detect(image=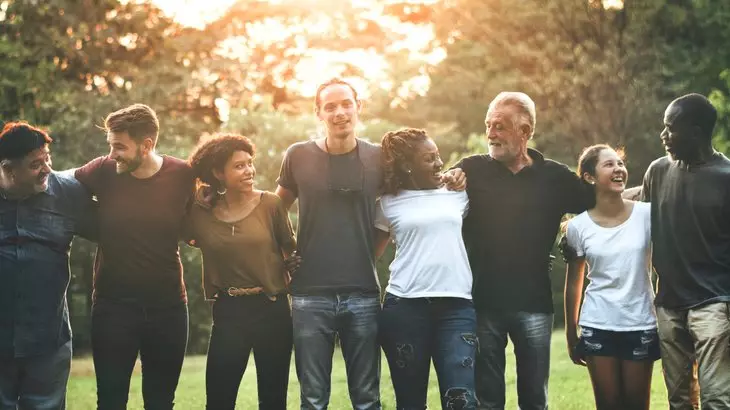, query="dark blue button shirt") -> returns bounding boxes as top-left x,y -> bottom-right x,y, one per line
0,171 -> 96,358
